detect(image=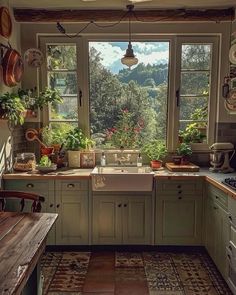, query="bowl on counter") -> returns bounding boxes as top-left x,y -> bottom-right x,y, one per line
36,164 -> 57,173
